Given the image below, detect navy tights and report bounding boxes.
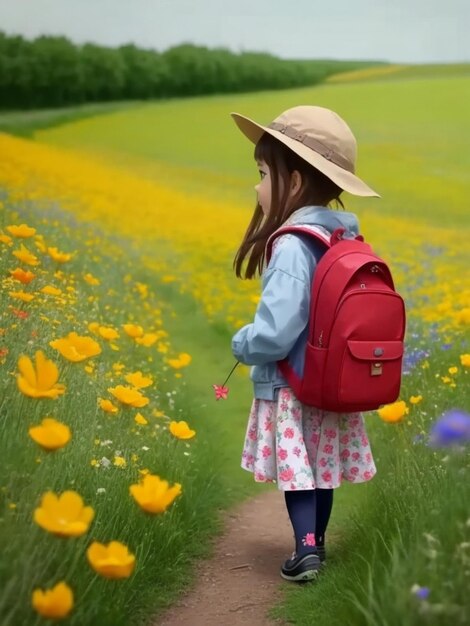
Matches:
[284,489,334,557]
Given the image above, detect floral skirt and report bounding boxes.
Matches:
[241,387,377,490]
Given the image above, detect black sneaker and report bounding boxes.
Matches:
[280,552,321,582]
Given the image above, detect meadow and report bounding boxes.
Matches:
[0,67,469,625]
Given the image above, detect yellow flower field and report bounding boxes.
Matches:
[1,132,468,336]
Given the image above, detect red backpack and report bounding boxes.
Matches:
[266,225,406,412]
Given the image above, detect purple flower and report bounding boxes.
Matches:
[429,409,470,447]
[411,585,430,600]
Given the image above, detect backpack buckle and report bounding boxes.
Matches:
[371,362,383,376]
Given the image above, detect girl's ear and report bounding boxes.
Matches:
[289,170,302,197]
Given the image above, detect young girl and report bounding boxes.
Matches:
[230,105,379,582]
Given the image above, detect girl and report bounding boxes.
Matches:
[230,105,379,582]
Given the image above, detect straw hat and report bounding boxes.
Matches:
[231,105,379,197]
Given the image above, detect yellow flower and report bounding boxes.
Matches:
[17,351,66,399]
[169,420,196,440]
[123,323,144,338]
[28,418,71,451]
[441,376,452,384]
[135,333,157,347]
[41,285,62,296]
[134,412,148,425]
[7,223,36,238]
[12,243,40,266]
[34,491,94,536]
[125,371,153,389]
[88,321,100,334]
[377,400,409,423]
[448,366,458,375]
[84,272,100,285]
[9,290,35,302]
[99,398,119,414]
[9,267,35,284]
[50,332,101,362]
[108,385,149,407]
[0,232,12,245]
[129,473,182,514]
[32,581,73,619]
[86,541,136,579]
[460,354,470,367]
[48,246,73,263]
[167,353,192,369]
[98,326,119,340]
[409,395,423,405]
[112,361,126,372]
[113,455,126,468]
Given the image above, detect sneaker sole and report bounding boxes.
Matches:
[280,567,320,582]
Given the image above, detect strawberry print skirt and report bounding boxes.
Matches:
[241,387,377,490]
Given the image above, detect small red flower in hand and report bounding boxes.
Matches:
[212,384,229,400]
[212,361,239,401]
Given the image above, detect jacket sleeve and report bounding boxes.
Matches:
[231,264,311,366]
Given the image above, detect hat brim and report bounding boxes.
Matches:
[231,112,380,198]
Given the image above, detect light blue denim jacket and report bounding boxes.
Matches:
[231,205,360,401]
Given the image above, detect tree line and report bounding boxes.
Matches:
[0,31,375,109]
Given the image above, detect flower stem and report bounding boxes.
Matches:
[222,361,240,387]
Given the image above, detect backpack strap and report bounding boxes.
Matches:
[265,224,347,265]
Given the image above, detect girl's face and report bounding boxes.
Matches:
[254,159,272,216]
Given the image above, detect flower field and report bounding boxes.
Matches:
[1,71,469,624]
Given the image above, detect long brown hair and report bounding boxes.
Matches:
[233,133,344,279]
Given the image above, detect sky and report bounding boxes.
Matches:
[0,0,468,63]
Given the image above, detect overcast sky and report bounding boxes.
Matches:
[0,0,468,63]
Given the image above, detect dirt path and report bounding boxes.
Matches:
[154,490,294,626]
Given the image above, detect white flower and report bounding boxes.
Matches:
[100,456,112,469]
[96,487,106,495]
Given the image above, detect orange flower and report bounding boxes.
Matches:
[377,400,409,423]
[9,267,35,284]
[108,385,149,407]
[9,290,35,302]
[135,333,157,347]
[460,354,470,367]
[32,581,73,619]
[17,351,66,399]
[125,371,153,389]
[12,243,40,266]
[98,326,119,340]
[6,223,36,238]
[99,398,119,414]
[130,473,182,514]
[169,420,196,440]
[122,323,144,338]
[50,332,101,362]
[34,491,94,536]
[167,353,192,369]
[41,285,62,296]
[134,412,148,425]
[83,272,100,285]
[28,417,71,451]
[86,541,136,579]
[0,231,13,245]
[48,246,73,263]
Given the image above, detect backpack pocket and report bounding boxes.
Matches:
[337,340,404,410]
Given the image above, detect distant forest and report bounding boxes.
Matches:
[0,31,380,110]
